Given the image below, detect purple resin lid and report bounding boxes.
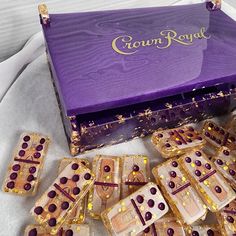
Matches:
[42,3,236,116]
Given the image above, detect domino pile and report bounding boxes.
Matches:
[2,119,236,235]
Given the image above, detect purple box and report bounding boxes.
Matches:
[39,3,236,155]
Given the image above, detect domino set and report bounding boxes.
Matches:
[2,118,236,235]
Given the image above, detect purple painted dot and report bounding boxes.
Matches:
[205,132,210,137]
[18,150,25,157]
[34,206,43,215]
[207,229,214,236]
[167,228,174,236]
[185,157,191,163]
[223,150,229,156]
[215,186,222,193]
[209,123,214,128]
[216,139,221,145]
[195,151,202,157]
[170,171,176,178]
[172,161,178,167]
[205,163,211,170]
[217,159,223,165]
[145,212,152,221]
[188,133,193,137]
[61,201,69,210]
[195,160,201,166]
[227,216,234,223]
[210,136,216,141]
[48,204,57,212]
[34,152,41,159]
[10,173,17,180]
[28,228,37,236]
[150,187,157,195]
[158,202,165,210]
[148,199,155,208]
[65,230,73,236]
[40,138,46,144]
[214,126,219,131]
[188,127,194,132]
[195,170,201,177]
[133,165,140,172]
[168,181,175,189]
[187,138,192,143]
[27,175,35,182]
[179,129,184,133]
[73,187,80,195]
[48,218,57,227]
[72,174,80,182]
[24,183,31,191]
[229,169,236,176]
[137,195,144,204]
[165,143,171,148]
[48,190,56,198]
[6,181,15,189]
[22,143,28,149]
[72,163,79,170]
[219,129,225,135]
[144,227,150,233]
[158,133,163,138]
[176,140,182,145]
[60,177,68,184]
[84,173,91,180]
[12,164,20,171]
[23,136,30,142]
[36,145,43,151]
[169,131,174,135]
[192,231,200,236]
[29,166,36,174]
[197,137,203,140]
[104,165,111,172]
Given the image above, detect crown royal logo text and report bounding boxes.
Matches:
[112,27,210,55]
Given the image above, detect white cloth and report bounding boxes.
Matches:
[0,1,235,235]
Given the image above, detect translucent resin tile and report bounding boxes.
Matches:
[121,155,150,198]
[24,224,90,236]
[152,125,205,158]
[202,121,236,152]
[58,158,90,224]
[88,155,121,219]
[101,182,169,236]
[152,159,207,225]
[180,149,236,212]
[31,161,94,235]
[187,225,221,236]
[214,148,236,189]
[3,132,50,196]
[216,198,236,236]
[137,215,186,236]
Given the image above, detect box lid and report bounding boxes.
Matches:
[42,3,236,116]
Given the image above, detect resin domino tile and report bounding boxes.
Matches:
[3,132,50,196]
[101,182,169,236]
[216,198,236,236]
[121,155,151,199]
[180,149,236,212]
[137,215,186,236]
[24,224,90,236]
[214,147,236,189]
[152,159,207,225]
[58,158,90,224]
[187,224,221,236]
[88,155,121,219]
[152,125,205,158]
[202,121,236,152]
[31,161,94,234]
